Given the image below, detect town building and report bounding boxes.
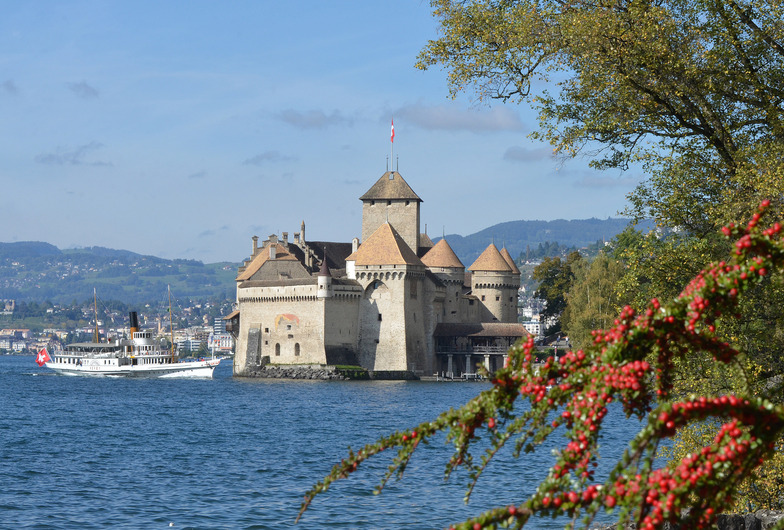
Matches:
[228,169,529,378]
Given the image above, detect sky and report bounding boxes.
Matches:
[1,1,643,264]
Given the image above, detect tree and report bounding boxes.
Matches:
[410,1,784,516]
[299,206,784,529]
[561,253,626,349]
[533,251,582,334]
[417,0,784,227]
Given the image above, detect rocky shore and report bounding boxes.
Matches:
[240,364,419,381]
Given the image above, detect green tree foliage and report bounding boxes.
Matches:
[417,0,784,220]
[561,253,626,349]
[417,0,784,273]
[417,0,784,506]
[533,251,582,332]
[300,207,784,529]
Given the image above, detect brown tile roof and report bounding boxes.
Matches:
[422,239,465,269]
[359,171,422,201]
[433,322,530,338]
[500,247,521,275]
[468,244,512,272]
[346,223,424,266]
[236,243,300,281]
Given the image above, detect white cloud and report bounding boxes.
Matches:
[67,81,100,99]
[35,141,112,166]
[242,151,297,166]
[275,109,354,129]
[2,80,18,95]
[504,145,553,162]
[574,172,642,189]
[393,104,525,132]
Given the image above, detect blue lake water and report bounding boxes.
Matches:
[1,355,644,529]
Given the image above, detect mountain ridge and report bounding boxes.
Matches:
[1,218,649,303]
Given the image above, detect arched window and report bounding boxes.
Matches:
[275,343,281,356]
[295,343,300,356]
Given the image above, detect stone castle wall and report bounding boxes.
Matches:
[361,200,420,255]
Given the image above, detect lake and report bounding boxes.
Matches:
[0,355,642,529]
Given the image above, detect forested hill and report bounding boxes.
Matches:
[0,242,237,305]
[1,218,650,304]
[436,218,653,265]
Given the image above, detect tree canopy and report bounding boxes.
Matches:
[417,0,784,231]
[533,251,583,333]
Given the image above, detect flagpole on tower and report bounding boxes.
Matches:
[390,118,395,172]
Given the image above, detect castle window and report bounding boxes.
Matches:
[371,200,375,205]
[275,343,281,356]
[378,314,382,321]
[406,200,410,206]
[496,296,500,301]
[481,295,486,301]
[387,200,392,206]
[295,343,300,356]
[265,328,269,333]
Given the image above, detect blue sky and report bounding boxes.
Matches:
[1,1,642,263]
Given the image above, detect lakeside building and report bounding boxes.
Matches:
[227,170,529,378]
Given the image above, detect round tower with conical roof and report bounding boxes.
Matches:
[317,258,332,299]
[422,238,466,323]
[468,244,520,323]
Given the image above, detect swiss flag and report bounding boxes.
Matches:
[391,119,395,143]
[36,347,51,367]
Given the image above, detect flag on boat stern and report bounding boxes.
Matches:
[36,347,51,367]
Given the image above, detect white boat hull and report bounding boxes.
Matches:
[46,358,221,378]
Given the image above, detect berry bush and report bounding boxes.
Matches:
[298,202,784,529]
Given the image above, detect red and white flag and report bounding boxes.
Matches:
[36,347,51,367]
[391,119,395,143]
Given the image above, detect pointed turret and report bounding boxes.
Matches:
[317,258,332,299]
[468,244,512,273]
[500,247,521,275]
[422,239,465,270]
[468,244,519,323]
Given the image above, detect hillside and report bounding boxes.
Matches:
[0,219,650,304]
[0,242,237,305]
[436,218,652,265]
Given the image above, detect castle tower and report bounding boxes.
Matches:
[468,244,519,323]
[359,171,422,255]
[422,238,465,323]
[500,246,522,322]
[345,222,429,373]
[316,259,332,299]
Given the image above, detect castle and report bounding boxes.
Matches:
[228,169,529,378]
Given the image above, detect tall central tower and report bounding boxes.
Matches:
[359,171,422,254]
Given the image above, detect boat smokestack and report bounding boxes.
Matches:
[129,311,139,335]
